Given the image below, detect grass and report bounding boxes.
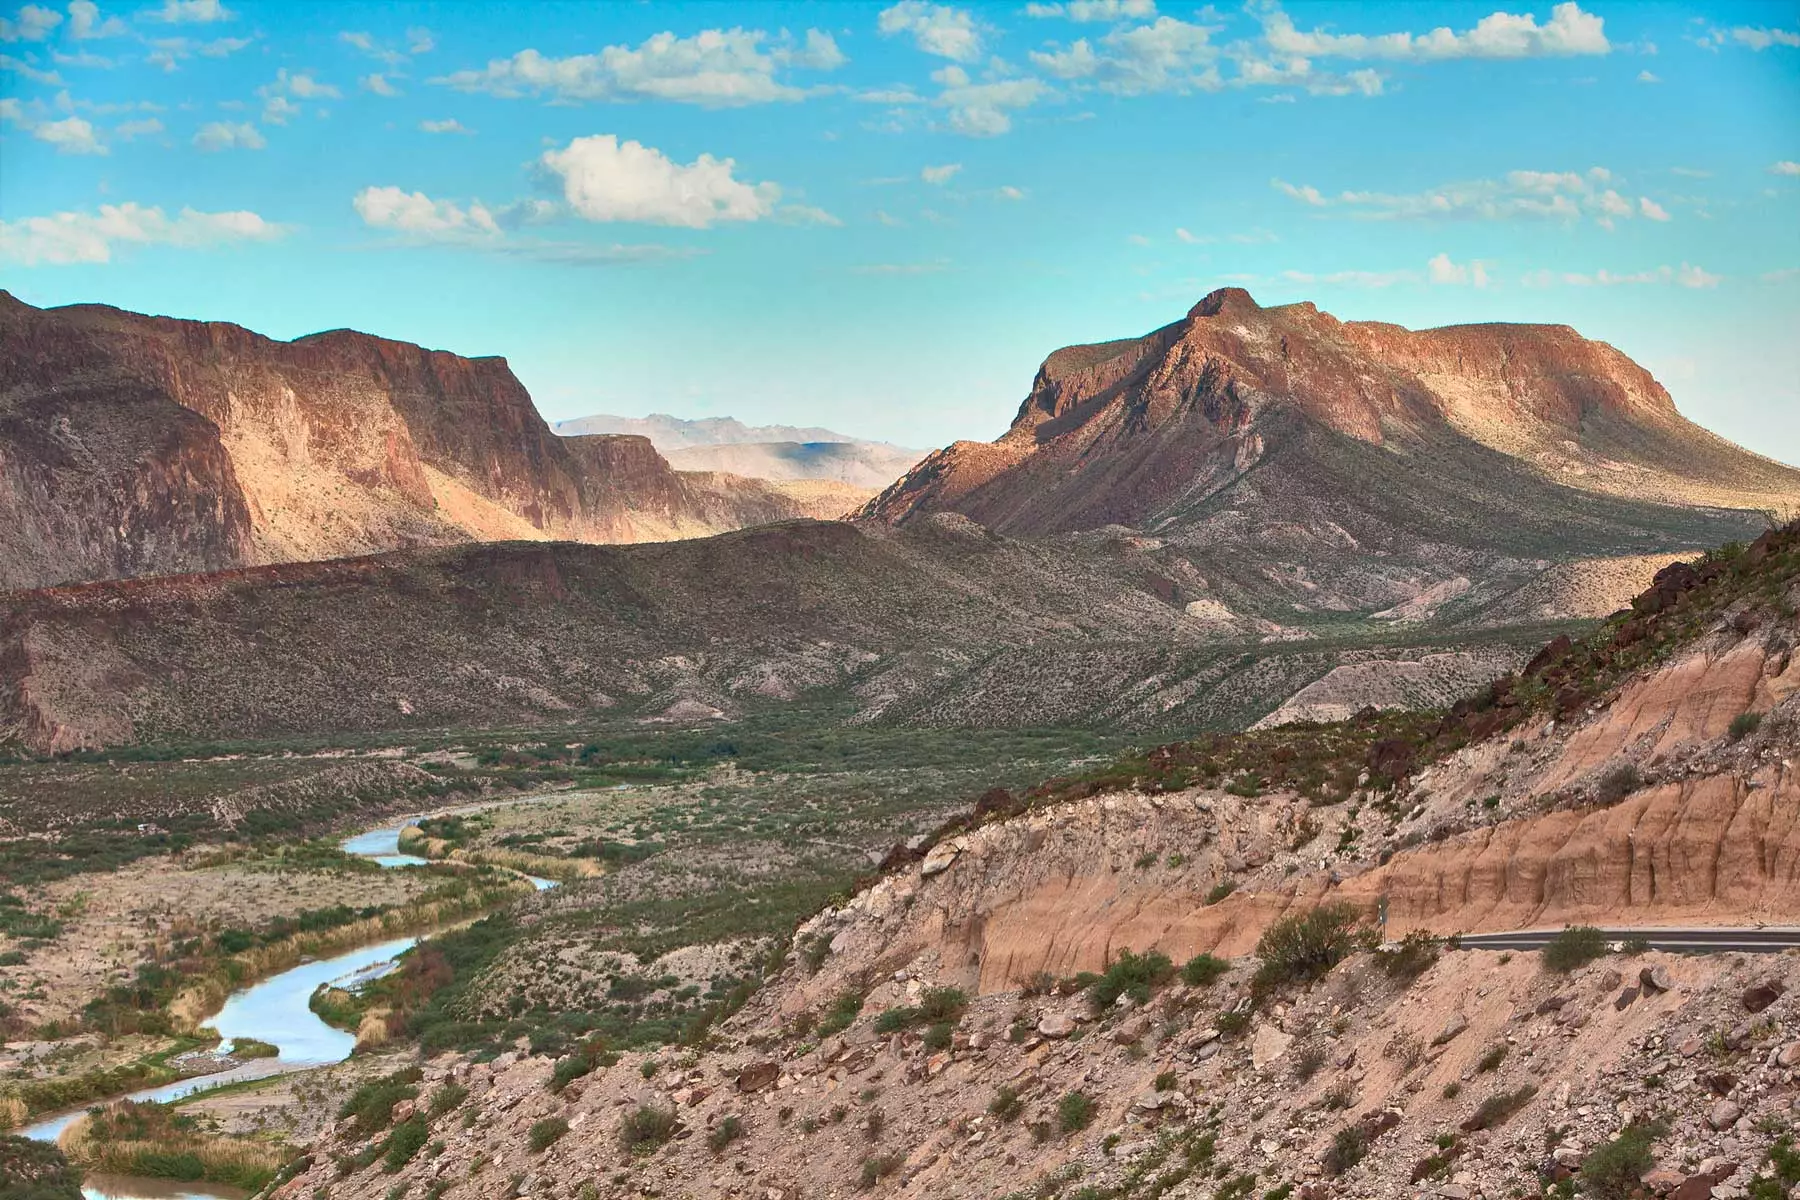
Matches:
[61,1100,284,1191]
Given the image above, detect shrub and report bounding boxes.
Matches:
[918,987,967,1023]
[1320,1080,1355,1111]
[817,991,863,1037]
[872,1006,918,1035]
[1252,903,1375,991]
[988,1086,1024,1122]
[528,1117,570,1154]
[1579,1120,1667,1200]
[1153,1070,1178,1092]
[1323,1125,1368,1176]
[1181,952,1229,987]
[382,1118,429,1173]
[1057,1091,1096,1134]
[1462,1085,1537,1132]
[1441,1082,1461,1100]
[1594,763,1643,805]
[1204,880,1236,906]
[1089,949,1175,1009]
[339,1068,423,1137]
[859,1152,904,1188]
[922,1022,953,1052]
[1216,1009,1251,1038]
[1373,931,1440,983]
[707,1115,744,1154]
[618,1105,677,1155]
[427,1083,468,1118]
[1541,926,1608,973]
[1476,1044,1508,1073]
[1730,712,1764,742]
[1293,1044,1327,1082]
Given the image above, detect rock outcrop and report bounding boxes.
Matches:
[0,292,848,591]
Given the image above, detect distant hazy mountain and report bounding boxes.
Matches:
[553,413,864,451]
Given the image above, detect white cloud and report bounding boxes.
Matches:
[1025,0,1156,20]
[1638,197,1670,221]
[354,186,499,237]
[419,117,471,134]
[1274,167,1668,227]
[1280,267,1419,288]
[197,35,246,56]
[192,119,262,150]
[0,202,280,265]
[878,2,981,61]
[1175,226,1203,243]
[1727,26,1800,50]
[920,162,961,184]
[1636,69,1659,82]
[1771,161,1800,176]
[1260,2,1609,62]
[143,0,232,23]
[361,72,398,96]
[1,52,61,82]
[936,74,1047,135]
[539,134,783,228]
[114,116,160,137]
[281,70,339,99]
[0,4,62,41]
[434,27,844,108]
[260,94,299,123]
[1426,252,1490,287]
[258,68,336,121]
[406,26,433,54]
[35,113,105,153]
[145,32,247,69]
[1522,262,1722,288]
[68,1,127,38]
[996,185,1026,200]
[1031,16,1219,94]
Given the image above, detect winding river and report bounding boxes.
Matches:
[18,816,555,1200]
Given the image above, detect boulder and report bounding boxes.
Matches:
[736,1062,780,1093]
[1742,981,1785,1014]
[1038,1013,1077,1040]
[1430,1014,1469,1047]
[1705,1100,1742,1131]
[920,839,963,877]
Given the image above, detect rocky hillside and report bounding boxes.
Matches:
[269,524,1800,1200]
[0,294,842,591]
[866,288,1799,625]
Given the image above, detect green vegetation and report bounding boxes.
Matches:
[706,1115,745,1153]
[338,1066,423,1137]
[989,1086,1024,1122]
[1252,903,1375,992]
[1730,711,1764,741]
[64,1100,282,1191]
[860,1152,905,1188]
[1578,1120,1667,1199]
[1181,953,1229,986]
[1542,926,1610,974]
[618,1104,677,1155]
[874,988,968,1036]
[0,1136,82,1200]
[1322,1126,1368,1176]
[1373,931,1440,983]
[1462,1085,1537,1132]
[1058,1091,1096,1134]
[382,1117,429,1172]
[1089,949,1175,1009]
[817,990,864,1037]
[528,1117,570,1153]
[1476,1044,1508,1073]
[1748,1134,1800,1200]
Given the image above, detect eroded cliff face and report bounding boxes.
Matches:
[0,293,836,589]
[863,289,1798,624]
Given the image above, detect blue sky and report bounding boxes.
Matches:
[2,1,1797,463]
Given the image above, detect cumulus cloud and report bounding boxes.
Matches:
[878,2,981,61]
[143,0,233,23]
[996,185,1026,200]
[1771,161,1800,176]
[0,202,280,265]
[1426,252,1490,286]
[538,134,786,228]
[1271,167,1668,227]
[434,27,844,107]
[1,52,61,82]
[1717,25,1800,50]
[920,162,961,184]
[1636,69,1659,82]
[1260,2,1609,62]
[1025,0,1155,21]
[114,116,162,138]
[419,117,471,134]
[192,119,263,150]
[354,186,499,237]
[361,72,399,95]
[1031,16,1220,94]
[68,1,127,39]
[0,4,62,41]
[351,184,705,268]
[933,70,1048,135]
[7,108,108,153]
[259,68,337,121]
[145,32,249,69]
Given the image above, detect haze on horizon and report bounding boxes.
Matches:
[2,0,1797,464]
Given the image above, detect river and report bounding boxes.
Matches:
[17,815,556,1199]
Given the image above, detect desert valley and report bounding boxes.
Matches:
[2,2,1798,1200]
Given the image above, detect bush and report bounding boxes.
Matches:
[872,1007,918,1035]
[1594,763,1643,805]
[1374,931,1440,983]
[1153,1070,1177,1092]
[1541,926,1609,973]
[427,1083,468,1117]
[1730,712,1764,741]
[989,1086,1024,1122]
[859,1152,904,1188]
[1057,1091,1096,1134]
[1293,1044,1327,1082]
[817,991,863,1037]
[921,1022,953,1052]
[1476,1044,1508,1073]
[1579,1120,1667,1200]
[1323,1125,1368,1176]
[382,1118,429,1173]
[1252,903,1375,991]
[1180,952,1229,986]
[917,987,967,1023]
[618,1105,676,1155]
[1462,1085,1537,1132]
[1204,880,1236,906]
[707,1115,744,1154]
[339,1068,423,1137]
[1089,949,1174,1009]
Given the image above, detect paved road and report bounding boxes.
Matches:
[1452,927,1800,955]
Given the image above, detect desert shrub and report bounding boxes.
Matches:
[918,987,967,1023]
[1090,949,1174,1009]
[1442,1082,1461,1099]
[1748,1135,1800,1199]
[1595,764,1643,805]
[1477,1044,1508,1073]
[1323,1126,1368,1176]
[1057,1091,1095,1134]
[382,1118,429,1173]
[528,1117,569,1154]
[872,1007,918,1035]
[817,991,863,1037]
[339,1067,423,1137]
[1463,1085,1537,1131]
[1730,712,1764,741]
[1293,1044,1327,1083]
[1181,952,1229,986]
[707,1115,744,1154]
[618,1105,676,1155]
[1216,1009,1251,1038]
[859,1152,904,1188]
[1579,1120,1667,1199]
[1541,926,1609,973]
[922,1022,953,1051]
[1204,880,1236,906]
[864,1108,885,1140]
[1253,903,1375,991]
[989,1086,1024,1122]
[427,1083,468,1117]
[1320,1080,1355,1111]
[1374,931,1440,983]
[1153,1070,1178,1092]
